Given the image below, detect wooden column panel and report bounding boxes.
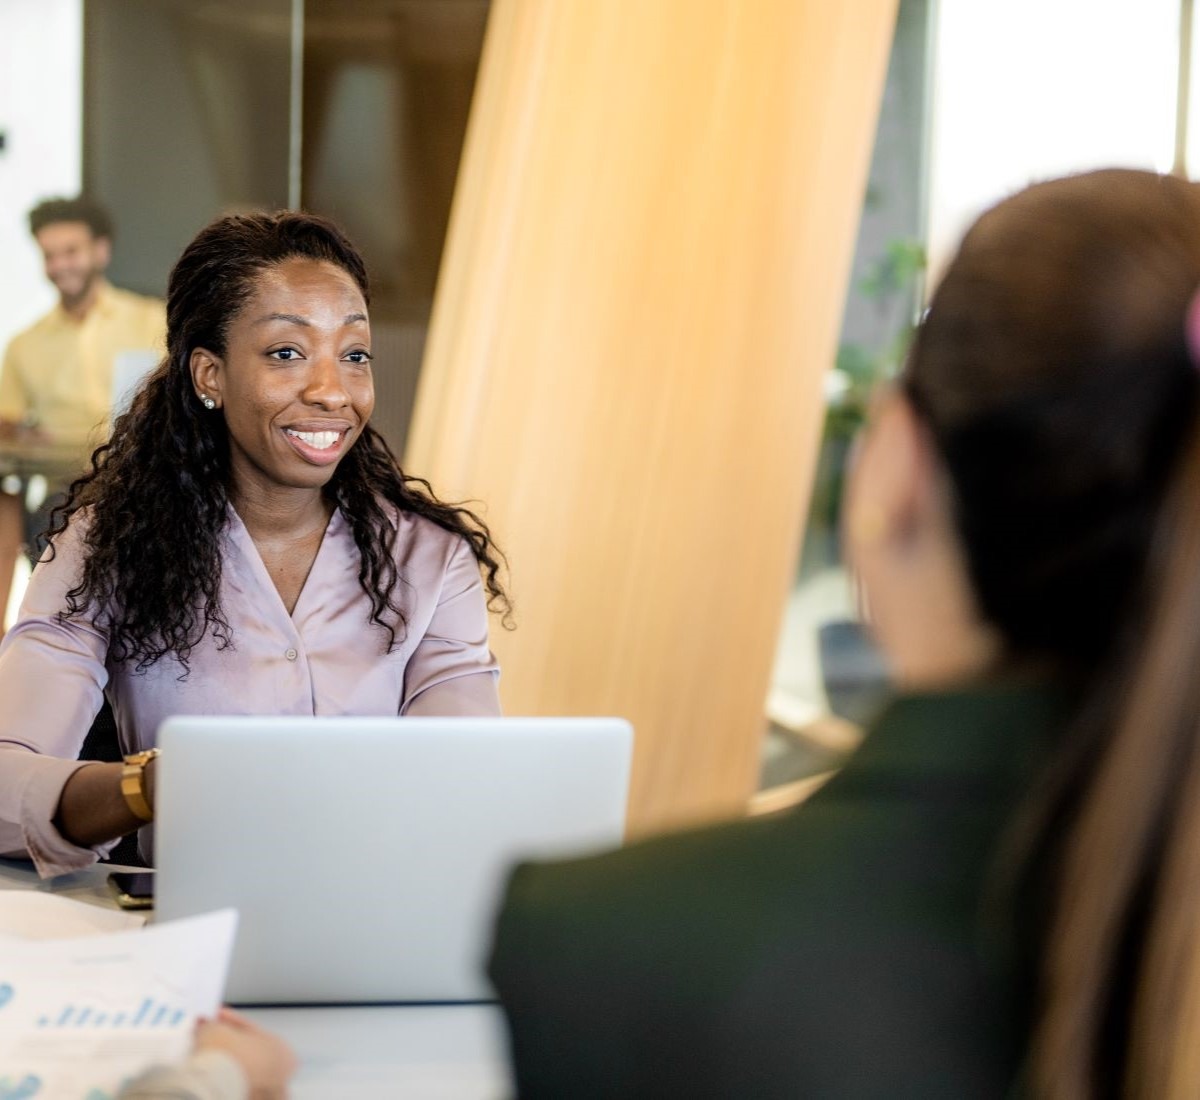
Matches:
[406,0,898,835]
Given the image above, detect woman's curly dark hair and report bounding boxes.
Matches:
[44,210,509,671]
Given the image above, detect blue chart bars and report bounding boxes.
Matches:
[36,997,186,1029]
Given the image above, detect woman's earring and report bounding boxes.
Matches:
[201,396,216,410]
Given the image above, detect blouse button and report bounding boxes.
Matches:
[285,648,298,661]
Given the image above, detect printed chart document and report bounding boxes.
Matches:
[0,906,237,1099]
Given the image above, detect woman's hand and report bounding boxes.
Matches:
[194,1007,297,1098]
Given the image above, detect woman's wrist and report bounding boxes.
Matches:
[54,761,148,848]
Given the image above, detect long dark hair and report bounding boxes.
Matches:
[45,210,508,671]
[904,170,1200,1097]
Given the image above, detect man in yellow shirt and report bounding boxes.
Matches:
[0,197,165,631]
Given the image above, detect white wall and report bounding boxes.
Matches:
[927,0,1180,285]
[0,0,82,353]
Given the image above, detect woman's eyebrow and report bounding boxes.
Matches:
[251,311,368,327]
[253,312,310,327]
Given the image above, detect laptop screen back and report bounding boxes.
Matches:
[153,716,632,1005]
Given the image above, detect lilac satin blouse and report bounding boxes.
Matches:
[0,505,500,876]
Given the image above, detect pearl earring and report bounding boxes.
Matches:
[201,396,216,410]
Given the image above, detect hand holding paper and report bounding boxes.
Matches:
[0,905,238,1099]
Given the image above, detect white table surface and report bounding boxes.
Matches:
[0,858,514,1099]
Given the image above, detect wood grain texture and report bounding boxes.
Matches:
[406,0,898,835]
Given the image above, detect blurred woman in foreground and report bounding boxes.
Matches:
[490,169,1200,1097]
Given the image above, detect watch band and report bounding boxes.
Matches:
[120,749,160,823]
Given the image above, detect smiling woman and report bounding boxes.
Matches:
[0,211,510,878]
[194,257,376,510]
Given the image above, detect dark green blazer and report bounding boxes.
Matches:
[488,686,1064,1099]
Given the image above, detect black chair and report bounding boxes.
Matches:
[77,698,146,867]
[78,696,122,763]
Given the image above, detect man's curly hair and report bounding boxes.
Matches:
[44,210,509,672]
[29,195,113,240]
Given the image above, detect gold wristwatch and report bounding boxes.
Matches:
[120,748,160,823]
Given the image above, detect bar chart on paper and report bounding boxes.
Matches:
[35,996,187,1030]
[1,982,193,1100]
[0,906,237,1098]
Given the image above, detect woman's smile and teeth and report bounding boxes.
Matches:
[282,423,352,465]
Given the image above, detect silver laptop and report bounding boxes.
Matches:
[152,716,632,1005]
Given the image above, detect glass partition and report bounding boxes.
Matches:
[84,0,294,298]
[83,0,490,450]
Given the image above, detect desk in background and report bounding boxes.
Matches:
[0,858,514,1099]
[0,437,93,567]
[0,437,93,487]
